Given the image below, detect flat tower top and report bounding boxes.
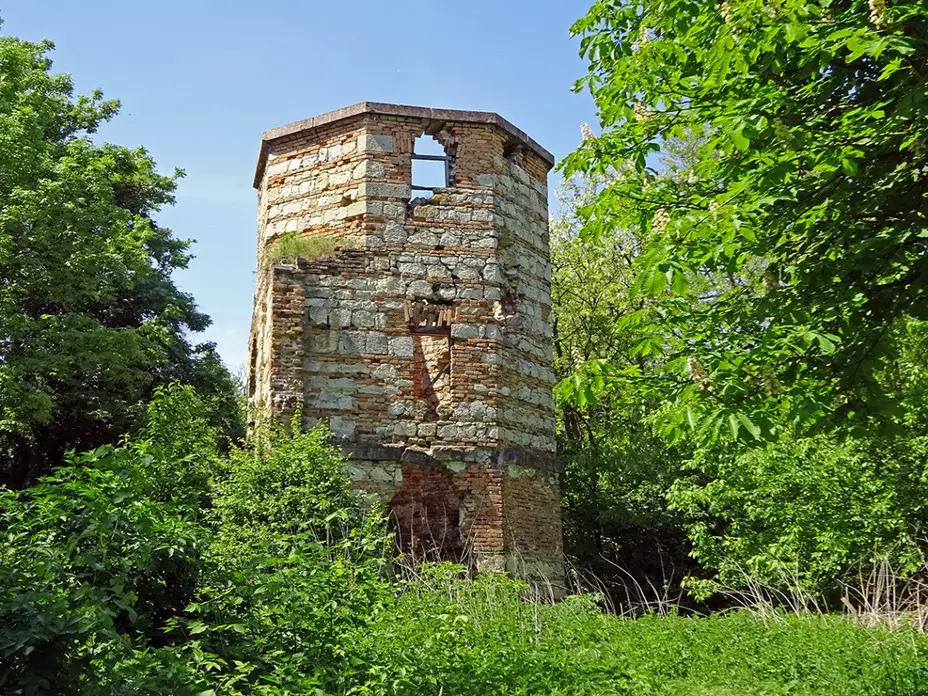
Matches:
[253,101,555,188]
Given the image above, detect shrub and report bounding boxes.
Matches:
[669,434,928,599]
[0,392,393,695]
[186,418,393,694]
[0,387,210,693]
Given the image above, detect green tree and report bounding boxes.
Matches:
[666,319,928,597]
[565,0,928,443]
[0,28,242,486]
[552,174,696,600]
[669,432,928,598]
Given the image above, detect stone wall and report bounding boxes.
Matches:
[248,103,563,588]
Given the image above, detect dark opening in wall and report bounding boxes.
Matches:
[390,464,462,563]
[503,140,525,163]
[411,134,450,198]
[413,332,452,420]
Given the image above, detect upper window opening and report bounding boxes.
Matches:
[412,135,450,198]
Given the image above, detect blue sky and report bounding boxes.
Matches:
[2,1,596,371]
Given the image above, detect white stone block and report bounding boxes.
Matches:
[374,277,405,295]
[389,336,414,358]
[398,262,426,277]
[408,231,438,246]
[352,310,376,327]
[338,331,366,355]
[483,263,504,284]
[407,280,433,297]
[329,415,356,437]
[330,170,350,186]
[359,182,410,199]
[456,266,480,282]
[439,231,461,247]
[451,323,478,340]
[437,424,459,439]
[358,133,394,153]
[383,221,407,244]
[311,392,352,410]
[344,201,367,218]
[366,331,389,355]
[374,364,397,380]
[383,202,406,218]
[266,160,290,177]
[329,308,352,328]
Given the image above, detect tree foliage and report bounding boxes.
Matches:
[0,385,212,693]
[0,388,390,694]
[0,28,242,486]
[670,433,928,597]
[551,175,697,600]
[565,0,928,443]
[555,1,928,597]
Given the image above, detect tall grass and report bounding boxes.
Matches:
[263,232,345,269]
[347,567,928,695]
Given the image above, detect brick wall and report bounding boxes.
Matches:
[248,103,564,589]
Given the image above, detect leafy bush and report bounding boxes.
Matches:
[186,417,392,695]
[0,386,211,693]
[670,434,928,599]
[4,387,927,695]
[0,390,392,694]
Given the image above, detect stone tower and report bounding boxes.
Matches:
[247,102,562,585]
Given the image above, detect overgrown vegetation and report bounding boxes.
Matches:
[3,387,927,694]
[263,232,344,269]
[358,576,928,695]
[0,386,390,694]
[556,0,928,609]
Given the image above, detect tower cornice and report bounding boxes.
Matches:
[253,101,555,188]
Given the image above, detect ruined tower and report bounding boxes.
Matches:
[247,102,562,584]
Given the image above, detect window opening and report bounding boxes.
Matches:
[411,134,450,197]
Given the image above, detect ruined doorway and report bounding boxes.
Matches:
[389,464,463,564]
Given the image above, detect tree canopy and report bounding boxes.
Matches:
[0,29,241,485]
[564,0,928,443]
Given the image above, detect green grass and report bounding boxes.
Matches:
[348,574,928,695]
[263,232,344,269]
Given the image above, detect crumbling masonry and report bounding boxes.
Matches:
[247,103,563,584]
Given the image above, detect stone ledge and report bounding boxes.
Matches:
[254,102,555,187]
[337,439,562,473]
